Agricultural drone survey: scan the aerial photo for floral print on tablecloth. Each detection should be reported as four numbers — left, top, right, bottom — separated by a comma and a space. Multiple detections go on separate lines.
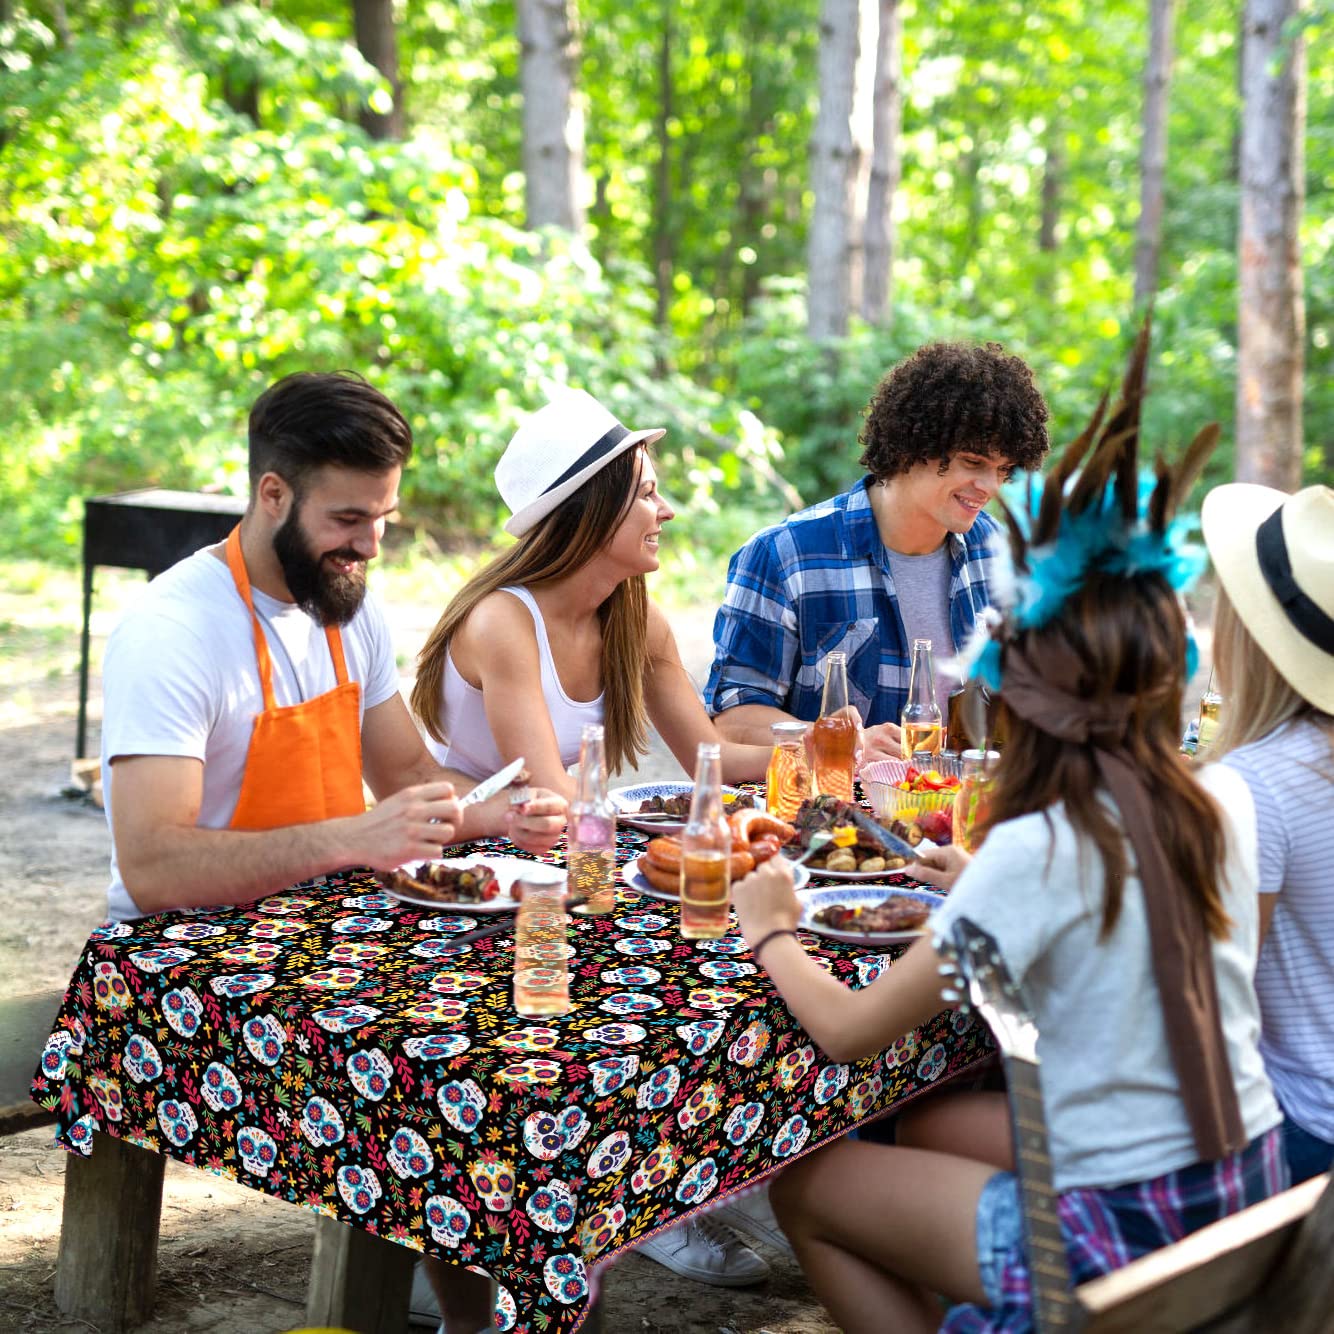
32, 831, 991, 1334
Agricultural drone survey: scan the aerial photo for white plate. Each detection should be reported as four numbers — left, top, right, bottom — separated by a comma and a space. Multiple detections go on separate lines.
797, 886, 945, 945
609, 782, 751, 835
381, 856, 564, 913
620, 857, 809, 903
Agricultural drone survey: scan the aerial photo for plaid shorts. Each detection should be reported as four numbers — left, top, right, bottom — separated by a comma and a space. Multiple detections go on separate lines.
944, 1126, 1288, 1333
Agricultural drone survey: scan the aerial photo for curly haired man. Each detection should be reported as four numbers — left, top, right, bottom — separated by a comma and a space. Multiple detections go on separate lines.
704, 342, 1049, 761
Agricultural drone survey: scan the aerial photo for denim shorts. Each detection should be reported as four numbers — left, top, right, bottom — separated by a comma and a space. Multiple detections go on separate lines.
974, 1170, 1023, 1308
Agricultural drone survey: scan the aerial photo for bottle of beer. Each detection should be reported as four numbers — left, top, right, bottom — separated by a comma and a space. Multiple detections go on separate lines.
680, 743, 731, 939
900, 639, 944, 761
566, 724, 616, 915
812, 650, 857, 800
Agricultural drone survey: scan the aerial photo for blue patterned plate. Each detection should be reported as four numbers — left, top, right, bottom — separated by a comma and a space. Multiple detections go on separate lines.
797, 886, 945, 945
621, 857, 809, 903
609, 782, 750, 835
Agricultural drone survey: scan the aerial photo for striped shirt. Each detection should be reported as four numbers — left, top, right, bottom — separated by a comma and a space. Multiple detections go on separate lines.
1223, 717, 1334, 1140
702, 478, 999, 726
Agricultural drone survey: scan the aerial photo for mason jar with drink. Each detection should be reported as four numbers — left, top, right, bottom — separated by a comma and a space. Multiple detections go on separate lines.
680, 742, 732, 939
952, 748, 1000, 853
901, 638, 944, 760
512, 866, 571, 1017
565, 723, 617, 915
812, 650, 857, 800
766, 720, 812, 821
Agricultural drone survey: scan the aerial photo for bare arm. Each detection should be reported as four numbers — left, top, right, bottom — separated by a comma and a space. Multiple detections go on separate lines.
712, 702, 801, 746
731, 856, 951, 1063
110, 754, 464, 916
1258, 893, 1278, 948
644, 603, 770, 783
450, 593, 581, 802
363, 685, 566, 854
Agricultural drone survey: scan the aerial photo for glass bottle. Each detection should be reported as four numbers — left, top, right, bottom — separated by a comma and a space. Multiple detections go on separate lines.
680, 743, 731, 939
566, 724, 617, 915
812, 650, 857, 800
1196, 691, 1224, 756
900, 639, 944, 761
766, 721, 812, 821
952, 748, 1000, 853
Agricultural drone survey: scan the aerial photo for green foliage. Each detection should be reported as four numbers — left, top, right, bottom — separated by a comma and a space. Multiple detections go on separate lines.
0, 0, 1328, 564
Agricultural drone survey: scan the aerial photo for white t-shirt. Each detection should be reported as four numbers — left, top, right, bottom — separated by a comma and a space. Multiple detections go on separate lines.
931, 764, 1280, 1191
426, 586, 603, 781
1223, 717, 1334, 1140
100, 548, 400, 923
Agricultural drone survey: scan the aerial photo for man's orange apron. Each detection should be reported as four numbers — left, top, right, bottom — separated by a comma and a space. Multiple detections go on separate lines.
225, 526, 366, 829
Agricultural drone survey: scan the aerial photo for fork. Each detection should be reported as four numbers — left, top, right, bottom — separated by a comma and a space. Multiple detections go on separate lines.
785, 831, 835, 866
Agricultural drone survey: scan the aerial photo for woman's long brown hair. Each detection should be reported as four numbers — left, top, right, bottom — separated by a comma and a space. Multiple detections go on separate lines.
982, 570, 1232, 940
411, 449, 650, 776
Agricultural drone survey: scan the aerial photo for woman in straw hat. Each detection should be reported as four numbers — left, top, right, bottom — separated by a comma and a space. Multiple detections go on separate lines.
1203, 481, 1334, 1184
412, 388, 769, 795
728, 329, 1289, 1332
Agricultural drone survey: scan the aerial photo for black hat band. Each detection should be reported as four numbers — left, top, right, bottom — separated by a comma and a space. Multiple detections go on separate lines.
539, 423, 631, 496
1256, 506, 1334, 653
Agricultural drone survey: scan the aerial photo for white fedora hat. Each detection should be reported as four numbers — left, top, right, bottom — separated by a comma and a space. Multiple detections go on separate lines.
496, 389, 666, 537
1201, 482, 1334, 713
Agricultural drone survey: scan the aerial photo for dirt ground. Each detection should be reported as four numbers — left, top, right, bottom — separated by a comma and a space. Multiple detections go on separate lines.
0, 567, 836, 1334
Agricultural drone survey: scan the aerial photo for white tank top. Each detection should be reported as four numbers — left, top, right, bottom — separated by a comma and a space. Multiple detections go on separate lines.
426, 585, 604, 780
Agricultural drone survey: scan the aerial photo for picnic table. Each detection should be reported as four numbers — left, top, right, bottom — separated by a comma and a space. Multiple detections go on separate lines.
31, 826, 993, 1332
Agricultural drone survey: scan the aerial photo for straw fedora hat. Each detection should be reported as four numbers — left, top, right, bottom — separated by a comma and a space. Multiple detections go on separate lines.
496, 389, 666, 537
1201, 483, 1334, 713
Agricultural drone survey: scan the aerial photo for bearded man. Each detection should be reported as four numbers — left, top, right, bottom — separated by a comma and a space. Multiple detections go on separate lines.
99, 371, 565, 923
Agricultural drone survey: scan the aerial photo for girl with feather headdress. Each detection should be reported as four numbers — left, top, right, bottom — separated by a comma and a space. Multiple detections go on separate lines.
730, 321, 1289, 1333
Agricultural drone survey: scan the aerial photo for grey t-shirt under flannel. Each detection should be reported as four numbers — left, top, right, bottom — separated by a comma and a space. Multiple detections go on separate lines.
886, 543, 957, 715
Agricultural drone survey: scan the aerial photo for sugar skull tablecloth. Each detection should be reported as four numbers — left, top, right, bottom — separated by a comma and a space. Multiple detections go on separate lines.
32, 835, 992, 1334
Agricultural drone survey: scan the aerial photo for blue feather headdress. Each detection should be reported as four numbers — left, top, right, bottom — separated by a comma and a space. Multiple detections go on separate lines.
961, 319, 1219, 691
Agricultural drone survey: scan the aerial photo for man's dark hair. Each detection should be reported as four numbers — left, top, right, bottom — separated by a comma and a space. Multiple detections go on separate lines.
248, 371, 413, 492
857, 341, 1049, 481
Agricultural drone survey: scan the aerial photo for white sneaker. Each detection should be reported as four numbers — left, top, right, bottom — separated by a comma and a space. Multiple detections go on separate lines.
635, 1215, 771, 1286
716, 1188, 795, 1257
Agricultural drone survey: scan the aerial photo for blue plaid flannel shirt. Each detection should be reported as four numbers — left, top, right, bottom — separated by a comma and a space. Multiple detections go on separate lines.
703, 477, 1000, 727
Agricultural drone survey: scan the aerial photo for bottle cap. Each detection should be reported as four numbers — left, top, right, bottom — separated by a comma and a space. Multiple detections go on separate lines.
770, 721, 809, 740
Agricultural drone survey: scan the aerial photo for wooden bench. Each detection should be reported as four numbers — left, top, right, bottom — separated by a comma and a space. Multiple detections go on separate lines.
1076, 1169, 1332, 1333
0, 988, 168, 1330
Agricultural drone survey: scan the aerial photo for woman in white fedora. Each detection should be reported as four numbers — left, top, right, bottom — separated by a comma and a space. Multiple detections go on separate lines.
1203, 482, 1334, 1184
412, 388, 768, 797
411, 389, 772, 1295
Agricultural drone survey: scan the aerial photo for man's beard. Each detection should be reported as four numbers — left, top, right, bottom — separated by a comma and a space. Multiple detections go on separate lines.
272, 504, 368, 627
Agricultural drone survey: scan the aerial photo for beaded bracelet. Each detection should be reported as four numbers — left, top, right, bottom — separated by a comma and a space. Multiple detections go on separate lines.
751, 928, 798, 963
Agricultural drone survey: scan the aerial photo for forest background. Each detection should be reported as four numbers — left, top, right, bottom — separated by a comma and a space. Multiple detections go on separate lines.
0, 0, 1330, 580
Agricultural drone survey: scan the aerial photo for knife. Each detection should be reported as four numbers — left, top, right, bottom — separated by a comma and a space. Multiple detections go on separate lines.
458, 757, 527, 808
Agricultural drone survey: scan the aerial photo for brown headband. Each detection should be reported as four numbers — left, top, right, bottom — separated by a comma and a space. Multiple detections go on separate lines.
1002, 643, 1246, 1163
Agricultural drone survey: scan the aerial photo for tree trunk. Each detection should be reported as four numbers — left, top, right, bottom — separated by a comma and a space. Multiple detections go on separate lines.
652, 0, 674, 361
861, 0, 900, 325
1039, 125, 1062, 254
808, 0, 871, 341
517, 0, 584, 231
1035, 123, 1062, 300
845, 0, 877, 315
1236, 0, 1306, 490
352, 0, 405, 141
220, 0, 260, 124
1134, 0, 1175, 309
